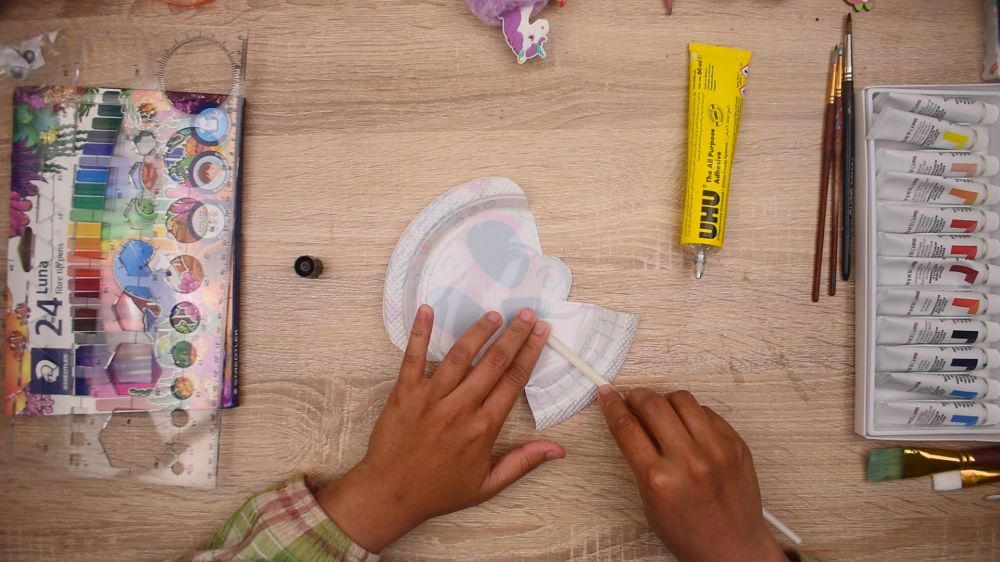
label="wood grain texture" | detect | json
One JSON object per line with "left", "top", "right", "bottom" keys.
{"left": 1, "top": 1, "right": 999, "bottom": 560}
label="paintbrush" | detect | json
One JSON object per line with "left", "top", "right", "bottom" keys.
{"left": 546, "top": 335, "right": 802, "bottom": 545}
{"left": 867, "top": 445, "right": 1000, "bottom": 482}
{"left": 829, "top": 46, "right": 844, "bottom": 296}
{"left": 840, "top": 12, "right": 855, "bottom": 281}
{"left": 811, "top": 45, "right": 840, "bottom": 302}
{"left": 933, "top": 468, "right": 1000, "bottom": 491}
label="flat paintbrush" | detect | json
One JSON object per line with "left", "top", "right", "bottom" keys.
{"left": 867, "top": 445, "right": 1000, "bottom": 482}
{"left": 546, "top": 334, "right": 802, "bottom": 545}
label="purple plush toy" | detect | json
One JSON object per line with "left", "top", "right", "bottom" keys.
{"left": 466, "top": 0, "right": 551, "bottom": 64}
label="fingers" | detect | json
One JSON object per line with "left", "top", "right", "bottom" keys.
{"left": 663, "top": 390, "right": 717, "bottom": 445}
{"left": 597, "top": 386, "right": 659, "bottom": 473}
{"left": 702, "top": 405, "right": 741, "bottom": 442}
{"left": 624, "top": 388, "right": 694, "bottom": 455}
{"left": 398, "top": 305, "right": 433, "bottom": 386}
{"left": 430, "top": 310, "right": 503, "bottom": 397}
{"left": 482, "top": 440, "right": 564, "bottom": 497}
{"left": 482, "top": 321, "right": 549, "bottom": 423}
{"left": 702, "top": 405, "right": 751, "bottom": 460}
{"left": 452, "top": 308, "right": 538, "bottom": 403}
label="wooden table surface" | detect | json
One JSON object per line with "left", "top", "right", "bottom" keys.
{"left": 2, "top": 1, "right": 999, "bottom": 560}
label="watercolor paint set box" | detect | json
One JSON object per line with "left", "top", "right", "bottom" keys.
{"left": 4, "top": 86, "right": 242, "bottom": 416}
{"left": 855, "top": 83, "right": 1000, "bottom": 441}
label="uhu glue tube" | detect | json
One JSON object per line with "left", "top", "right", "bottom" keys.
{"left": 680, "top": 43, "right": 751, "bottom": 279}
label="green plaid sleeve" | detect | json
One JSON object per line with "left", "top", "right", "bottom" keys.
{"left": 172, "top": 475, "right": 378, "bottom": 562}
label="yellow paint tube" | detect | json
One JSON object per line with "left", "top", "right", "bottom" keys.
{"left": 680, "top": 43, "right": 751, "bottom": 278}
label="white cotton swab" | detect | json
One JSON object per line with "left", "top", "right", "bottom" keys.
{"left": 544, "top": 334, "right": 803, "bottom": 546}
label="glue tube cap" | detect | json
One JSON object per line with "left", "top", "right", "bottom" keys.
{"left": 933, "top": 470, "right": 963, "bottom": 491}
{"left": 972, "top": 126, "right": 991, "bottom": 153}
{"left": 983, "top": 103, "right": 1000, "bottom": 126}
{"left": 984, "top": 155, "right": 1000, "bottom": 177}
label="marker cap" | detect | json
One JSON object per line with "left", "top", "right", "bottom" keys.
{"left": 984, "top": 155, "right": 1000, "bottom": 177}
{"left": 932, "top": 470, "right": 963, "bottom": 491}
{"left": 972, "top": 126, "right": 991, "bottom": 153}
{"left": 983, "top": 212, "right": 1000, "bottom": 232}
{"left": 985, "top": 348, "right": 1000, "bottom": 367}
{"left": 982, "top": 102, "right": 1000, "bottom": 125}
{"left": 984, "top": 294, "right": 1000, "bottom": 314}
{"left": 984, "top": 377, "right": 1000, "bottom": 400}
{"left": 984, "top": 238, "right": 1000, "bottom": 260}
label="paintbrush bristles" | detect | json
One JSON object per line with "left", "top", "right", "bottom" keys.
{"left": 866, "top": 448, "right": 903, "bottom": 482}
{"left": 866, "top": 447, "right": 992, "bottom": 482}
{"left": 846, "top": 12, "right": 852, "bottom": 33}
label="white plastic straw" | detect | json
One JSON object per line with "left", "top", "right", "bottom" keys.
{"left": 762, "top": 507, "right": 802, "bottom": 545}
{"left": 545, "top": 335, "right": 609, "bottom": 387}
{"left": 546, "top": 334, "right": 803, "bottom": 546}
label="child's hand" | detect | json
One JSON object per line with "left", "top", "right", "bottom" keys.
{"left": 315, "top": 305, "right": 563, "bottom": 552}
{"left": 597, "top": 387, "right": 787, "bottom": 562}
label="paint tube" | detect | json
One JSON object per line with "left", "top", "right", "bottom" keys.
{"left": 868, "top": 108, "right": 989, "bottom": 151}
{"left": 933, "top": 468, "right": 1000, "bottom": 490}
{"left": 873, "top": 93, "right": 1000, "bottom": 125}
{"left": 876, "top": 317, "right": 1000, "bottom": 345}
{"left": 876, "top": 372, "right": 1000, "bottom": 400}
{"left": 876, "top": 234, "right": 1000, "bottom": 260}
{"left": 876, "top": 204, "right": 1000, "bottom": 234}
{"left": 876, "top": 172, "right": 1000, "bottom": 205}
{"left": 877, "top": 258, "right": 1000, "bottom": 287}
{"left": 876, "top": 149, "right": 1000, "bottom": 178}
{"left": 876, "top": 289, "right": 1000, "bottom": 316}
{"left": 876, "top": 400, "right": 1000, "bottom": 426}
{"left": 680, "top": 43, "right": 750, "bottom": 279}
{"left": 875, "top": 345, "right": 1000, "bottom": 372}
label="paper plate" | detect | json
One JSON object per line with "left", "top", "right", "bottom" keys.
{"left": 383, "top": 177, "right": 637, "bottom": 429}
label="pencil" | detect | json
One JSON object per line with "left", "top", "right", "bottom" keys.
{"left": 544, "top": 335, "right": 802, "bottom": 546}
{"left": 812, "top": 46, "right": 840, "bottom": 303}
{"left": 841, "top": 13, "right": 855, "bottom": 281}
{"left": 829, "top": 47, "right": 844, "bottom": 296}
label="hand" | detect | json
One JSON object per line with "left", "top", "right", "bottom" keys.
{"left": 597, "top": 387, "right": 786, "bottom": 562}
{"left": 315, "top": 305, "right": 564, "bottom": 552}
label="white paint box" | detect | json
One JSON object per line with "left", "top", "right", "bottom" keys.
{"left": 855, "top": 84, "right": 1000, "bottom": 441}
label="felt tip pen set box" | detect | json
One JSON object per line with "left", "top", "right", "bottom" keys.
{"left": 855, "top": 83, "right": 1000, "bottom": 441}
{"left": 4, "top": 86, "right": 242, "bottom": 416}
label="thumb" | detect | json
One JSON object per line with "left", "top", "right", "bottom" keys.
{"left": 483, "top": 440, "right": 565, "bottom": 496}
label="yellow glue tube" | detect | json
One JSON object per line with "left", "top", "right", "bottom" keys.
{"left": 680, "top": 43, "right": 751, "bottom": 279}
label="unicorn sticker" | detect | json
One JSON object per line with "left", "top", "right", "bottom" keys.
{"left": 500, "top": 5, "right": 549, "bottom": 64}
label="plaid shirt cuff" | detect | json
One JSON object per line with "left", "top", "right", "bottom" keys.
{"left": 175, "top": 475, "right": 378, "bottom": 562}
